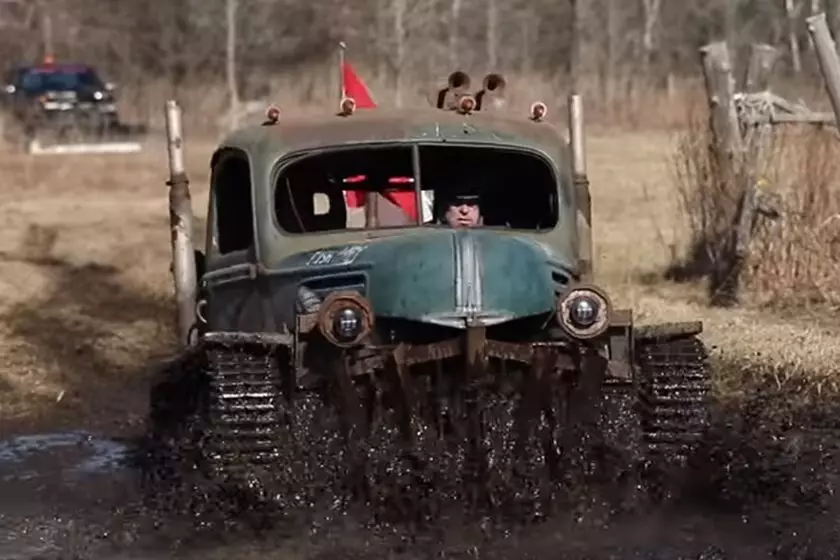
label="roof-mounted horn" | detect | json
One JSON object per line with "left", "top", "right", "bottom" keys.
{"left": 263, "top": 105, "right": 281, "bottom": 125}
{"left": 529, "top": 101, "right": 547, "bottom": 122}
{"left": 436, "top": 70, "right": 472, "bottom": 110}
{"left": 475, "top": 73, "right": 506, "bottom": 111}
{"left": 456, "top": 95, "right": 476, "bottom": 115}
{"left": 338, "top": 96, "right": 356, "bottom": 116}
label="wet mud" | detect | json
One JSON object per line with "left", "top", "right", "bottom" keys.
{"left": 3, "top": 375, "right": 840, "bottom": 560}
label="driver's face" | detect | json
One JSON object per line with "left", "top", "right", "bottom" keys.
{"left": 445, "top": 202, "right": 481, "bottom": 228}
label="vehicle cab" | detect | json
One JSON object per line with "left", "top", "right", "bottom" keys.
{"left": 199, "top": 102, "right": 591, "bottom": 341}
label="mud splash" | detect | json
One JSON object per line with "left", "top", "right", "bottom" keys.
{"left": 3, "top": 385, "right": 840, "bottom": 559}
{"left": 0, "top": 431, "right": 129, "bottom": 482}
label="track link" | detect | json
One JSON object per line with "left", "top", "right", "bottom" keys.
{"left": 202, "top": 341, "right": 291, "bottom": 479}
{"left": 636, "top": 335, "right": 712, "bottom": 465}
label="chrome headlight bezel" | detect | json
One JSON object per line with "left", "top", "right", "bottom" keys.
{"left": 317, "top": 291, "right": 374, "bottom": 347}
{"left": 556, "top": 284, "right": 612, "bottom": 340}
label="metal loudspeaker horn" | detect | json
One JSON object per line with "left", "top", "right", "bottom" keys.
{"left": 475, "top": 73, "right": 506, "bottom": 111}
{"left": 436, "top": 70, "right": 472, "bottom": 110}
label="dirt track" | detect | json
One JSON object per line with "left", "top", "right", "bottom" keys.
{"left": 3, "top": 392, "right": 840, "bottom": 559}
{"left": 2, "top": 130, "right": 840, "bottom": 559}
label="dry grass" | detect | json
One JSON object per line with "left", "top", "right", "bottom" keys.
{"left": 669, "top": 98, "right": 840, "bottom": 309}
{"left": 1, "top": 84, "right": 839, "bottom": 425}
{"left": 588, "top": 128, "right": 840, "bottom": 397}
{"left": 121, "top": 71, "right": 706, "bottom": 136}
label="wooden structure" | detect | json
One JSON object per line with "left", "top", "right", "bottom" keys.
{"left": 696, "top": 17, "right": 840, "bottom": 307}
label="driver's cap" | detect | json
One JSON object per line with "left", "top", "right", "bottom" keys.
{"left": 444, "top": 179, "right": 485, "bottom": 206}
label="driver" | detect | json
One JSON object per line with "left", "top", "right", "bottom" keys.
{"left": 440, "top": 184, "right": 483, "bottom": 228}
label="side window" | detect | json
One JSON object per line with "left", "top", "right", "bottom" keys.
{"left": 213, "top": 150, "right": 254, "bottom": 254}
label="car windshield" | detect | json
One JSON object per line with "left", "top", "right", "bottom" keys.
{"left": 20, "top": 66, "right": 104, "bottom": 92}
{"left": 273, "top": 144, "right": 560, "bottom": 233}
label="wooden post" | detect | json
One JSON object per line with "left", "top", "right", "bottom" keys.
{"left": 742, "top": 43, "right": 778, "bottom": 175}
{"left": 700, "top": 42, "right": 743, "bottom": 164}
{"left": 806, "top": 13, "right": 840, "bottom": 129}
{"left": 568, "top": 94, "right": 592, "bottom": 279}
{"left": 699, "top": 42, "right": 747, "bottom": 307}
{"left": 743, "top": 43, "right": 779, "bottom": 93}
{"left": 164, "top": 100, "right": 198, "bottom": 347}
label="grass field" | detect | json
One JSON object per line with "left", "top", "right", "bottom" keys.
{"left": 0, "top": 124, "right": 838, "bottom": 425}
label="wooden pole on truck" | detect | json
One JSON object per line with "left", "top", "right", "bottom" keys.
{"left": 164, "top": 100, "right": 198, "bottom": 347}
{"left": 338, "top": 41, "right": 346, "bottom": 103}
{"left": 806, "top": 12, "right": 840, "bottom": 130}
{"left": 568, "top": 94, "right": 592, "bottom": 279}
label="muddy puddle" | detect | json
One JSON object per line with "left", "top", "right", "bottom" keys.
{"left": 2, "top": 389, "right": 840, "bottom": 560}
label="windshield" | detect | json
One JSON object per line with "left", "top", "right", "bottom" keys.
{"left": 273, "top": 144, "right": 559, "bottom": 234}
{"left": 20, "top": 66, "right": 104, "bottom": 93}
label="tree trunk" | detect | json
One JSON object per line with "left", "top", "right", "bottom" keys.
{"left": 786, "top": 0, "right": 802, "bottom": 73}
{"left": 640, "top": 0, "right": 661, "bottom": 78}
{"left": 569, "top": 0, "right": 582, "bottom": 94}
{"left": 225, "top": 0, "right": 239, "bottom": 131}
{"left": 449, "top": 0, "right": 462, "bottom": 69}
{"left": 486, "top": 0, "right": 498, "bottom": 69}
{"left": 603, "top": 0, "right": 618, "bottom": 109}
{"left": 393, "top": 0, "right": 405, "bottom": 107}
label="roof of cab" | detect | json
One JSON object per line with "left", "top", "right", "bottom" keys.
{"left": 218, "top": 107, "right": 568, "bottom": 158}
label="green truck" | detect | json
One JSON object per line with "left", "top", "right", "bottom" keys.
{"left": 143, "top": 72, "right": 712, "bottom": 514}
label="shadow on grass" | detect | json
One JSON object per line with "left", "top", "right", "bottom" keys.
{"left": 0, "top": 225, "right": 180, "bottom": 431}
{"left": 677, "top": 358, "right": 840, "bottom": 557}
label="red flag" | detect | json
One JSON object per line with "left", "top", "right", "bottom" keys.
{"left": 342, "top": 61, "right": 376, "bottom": 109}
{"left": 340, "top": 53, "right": 417, "bottom": 221}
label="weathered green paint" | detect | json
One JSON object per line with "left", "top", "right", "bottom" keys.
{"left": 278, "top": 229, "right": 564, "bottom": 327}
{"left": 203, "top": 107, "right": 585, "bottom": 331}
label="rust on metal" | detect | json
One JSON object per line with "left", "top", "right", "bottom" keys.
{"left": 331, "top": 335, "right": 582, "bottom": 377}
{"left": 387, "top": 344, "right": 417, "bottom": 444}
{"left": 609, "top": 308, "right": 633, "bottom": 327}
{"left": 316, "top": 290, "right": 375, "bottom": 347}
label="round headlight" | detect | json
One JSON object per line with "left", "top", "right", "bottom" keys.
{"left": 556, "top": 285, "right": 611, "bottom": 339}
{"left": 317, "top": 291, "right": 374, "bottom": 347}
{"left": 569, "top": 295, "right": 599, "bottom": 328}
{"left": 332, "top": 307, "right": 363, "bottom": 342}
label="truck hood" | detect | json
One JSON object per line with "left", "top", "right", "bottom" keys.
{"left": 287, "top": 229, "right": 575, "bottom": 329}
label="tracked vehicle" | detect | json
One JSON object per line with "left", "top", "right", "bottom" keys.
{"left": 145, "top": 72, "right": 712, "bottom": 513}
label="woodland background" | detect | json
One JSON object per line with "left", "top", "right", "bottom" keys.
{"left": 0, "top": 0, "right": 836, "bottom": 132}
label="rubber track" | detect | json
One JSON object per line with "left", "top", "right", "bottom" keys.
{"left": 637, "top": 335, "right": 712, "bottom": 463}
{"left": 202, "top": 342, "right": 290, "bottom": 477}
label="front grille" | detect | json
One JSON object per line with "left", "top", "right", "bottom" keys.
{"left": 301, "top": 273, "right": 366, "bottom": 300}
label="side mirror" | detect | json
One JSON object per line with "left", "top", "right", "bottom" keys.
{"left": 104, "top": 81, "right": 116, "bottom": 92}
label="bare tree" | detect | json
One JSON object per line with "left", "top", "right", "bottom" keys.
{"left": 486, "top": 0, "right": 498, "bottom": 69}
{"left": 449, "top": 0, "right": 461, "bottom": 69}
{"left": 226, "top": 0, "right": 239, "bottom": 130}
{"left": 785, "top": 0, "right": 803, "bottom": 73}
{"left": 640, "top": 0, "right": 661, "bottom": 77}
{"left": 569, "top": 0, "right": 582, "bottom": 93}
{"left": 393, "top": 0, "right": 406, "bottom": 107}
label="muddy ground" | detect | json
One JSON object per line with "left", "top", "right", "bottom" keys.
{"left": 3, "top": 372, "right": 840, "bottom": 560}
{"left": 2, "top": 130, "right": 840, "bottom": 559}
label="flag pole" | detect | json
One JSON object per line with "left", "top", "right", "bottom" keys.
{"left": 338, "top": 41, "right": 347, "bottom": 104}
